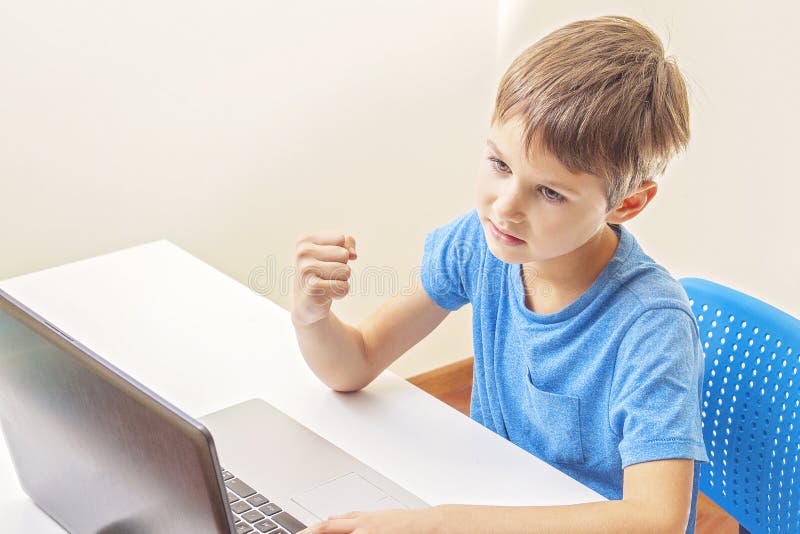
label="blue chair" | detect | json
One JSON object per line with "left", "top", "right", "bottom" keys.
{"left": 680, "top": 277, "right": 800, "bottom": 534}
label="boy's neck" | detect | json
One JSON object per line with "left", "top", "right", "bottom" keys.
{"left": 521, "top": 224, "right": 620, "bottom": 314}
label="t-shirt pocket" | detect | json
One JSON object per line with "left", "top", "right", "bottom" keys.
{"left": 522, "top": 365, "right": 585, "bottom": 465}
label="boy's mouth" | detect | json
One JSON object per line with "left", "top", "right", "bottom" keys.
{"left": 489, "top": 220, "right": 526, "bottom": 245}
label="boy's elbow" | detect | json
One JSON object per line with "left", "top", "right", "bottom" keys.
{"left": 663, "top": 513, "right": 690, "bottom": 534}
{"left": 649, "top": 518, "right": 687, "bottom": 534}
{"left": 654, "top": 520, "right": 688, "bottom": 534}
{"left": 621, "top": 498, "right": 688, "bottom": 534}
{"left": 324, "top": 374, "right": 375, "bottom": 393}
{"left": 639, "top": 504, "right": 689, "bottom": 534}
{"left": 658, "top": 500, "right": 691, "bottom": 534}
{"left": 329, "top": 382, "right": 365, "bottom": 393}
{"left": 307, "top": 362, "right": 375, "bottom": 393}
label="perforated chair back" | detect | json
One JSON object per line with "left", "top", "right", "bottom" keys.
{"left": 680, "top": 277, "right": 800, "bottom": 533}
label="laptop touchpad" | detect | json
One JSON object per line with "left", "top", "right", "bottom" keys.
{"left": 291, "top": 472, "right": 405, "bottom": 520}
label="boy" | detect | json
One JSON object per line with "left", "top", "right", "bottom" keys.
{"left": 291, "top": 15, "right": 708, "bottom": 534}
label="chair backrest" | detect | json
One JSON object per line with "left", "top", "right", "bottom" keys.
{"left": 680, "top": 277, "right": 800, "bottom": 533}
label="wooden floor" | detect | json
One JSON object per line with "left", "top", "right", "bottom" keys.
{"left": 407, "top": 357, "right": 740, "bottom": 534}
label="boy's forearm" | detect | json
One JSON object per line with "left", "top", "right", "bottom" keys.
{"left": 292, "top": 312, "right": 372, "bottom": 392}
{"left": 435, "top": 499, "right": 686, "bottom": 534}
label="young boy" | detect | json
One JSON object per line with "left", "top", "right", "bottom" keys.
{"left": 291, "top": 15, "right": 708, "bottom": 534}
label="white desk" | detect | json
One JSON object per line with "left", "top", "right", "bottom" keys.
{"left": 0, "top": 240, "right": 603, "bottom": 531}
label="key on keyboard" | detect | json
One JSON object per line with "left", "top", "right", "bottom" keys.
{"left": 221, "top": 468, "right": 305, "bottom": 534}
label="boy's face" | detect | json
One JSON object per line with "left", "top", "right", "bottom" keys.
{"left": 476, "top": 117, "right": 615, "bottom": 266}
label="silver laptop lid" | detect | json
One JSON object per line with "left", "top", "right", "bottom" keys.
{"left": 0, "top": 288, "right": 235, "bottom": 534}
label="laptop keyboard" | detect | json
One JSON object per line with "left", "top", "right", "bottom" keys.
{"left": 222, "top": 468, "right": 307, "bottom": 534}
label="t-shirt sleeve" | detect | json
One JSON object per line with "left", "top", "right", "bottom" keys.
{"left": 420, "top": 209, "right": 485, "bottom": 311}
{"left": 609, "top": 307, "right": 709, "bottom": 467}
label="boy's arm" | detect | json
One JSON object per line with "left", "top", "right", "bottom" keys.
{"left": 436, "top": 458, "right": 694, "bottom": 534}
{"left": 293, "top": 272, "right": 450, "bottom": 392}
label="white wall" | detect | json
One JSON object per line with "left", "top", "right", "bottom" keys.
{"left": 1, "top": 1, "right": 797, "bottom": 380}
{"left": 0, "top": 1, "right": 493, "bottom": 378}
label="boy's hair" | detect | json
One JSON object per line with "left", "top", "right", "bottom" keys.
{"left": 491, "top": 15, "right": 690, "bottom": 210}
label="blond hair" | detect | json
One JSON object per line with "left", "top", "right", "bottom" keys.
{"left": 491, "top": 16, "right": 690, "bottom": 210}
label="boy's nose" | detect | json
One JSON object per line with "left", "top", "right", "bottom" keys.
{"left": 493, "top": 187, "right": 526, "bottom": 223}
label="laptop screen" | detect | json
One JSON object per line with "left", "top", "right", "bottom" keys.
{"left": 0, "top": 289, "right": 234, "bottom": 534}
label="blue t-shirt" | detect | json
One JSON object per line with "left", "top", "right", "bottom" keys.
{"left": 421, "top": 209, "right": 709, "bottom": 533}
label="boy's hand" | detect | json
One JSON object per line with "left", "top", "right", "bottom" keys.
{"left": 292, "top": 232, "right": 357, "bottom": 327}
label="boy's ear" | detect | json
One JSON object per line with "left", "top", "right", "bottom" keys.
{"left": 606, "top": 180, "right": 658, "bottom": 224}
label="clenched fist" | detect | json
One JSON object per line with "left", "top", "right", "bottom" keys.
{"left": 291, "top": 232, "right": 357, "bottom": 327}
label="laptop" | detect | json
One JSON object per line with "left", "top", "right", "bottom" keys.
{"left": 0, "top": 288, "right": 428, "bottom": 534}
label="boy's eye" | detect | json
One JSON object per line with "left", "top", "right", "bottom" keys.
{"left": 539, "top": 186, "right": 565, "bottom": 202}
{"left": 487, "top": 155, "right": 566, "bottom": 203}
{"left": 487, "top": 156, "right": 510, "bottom": 174}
